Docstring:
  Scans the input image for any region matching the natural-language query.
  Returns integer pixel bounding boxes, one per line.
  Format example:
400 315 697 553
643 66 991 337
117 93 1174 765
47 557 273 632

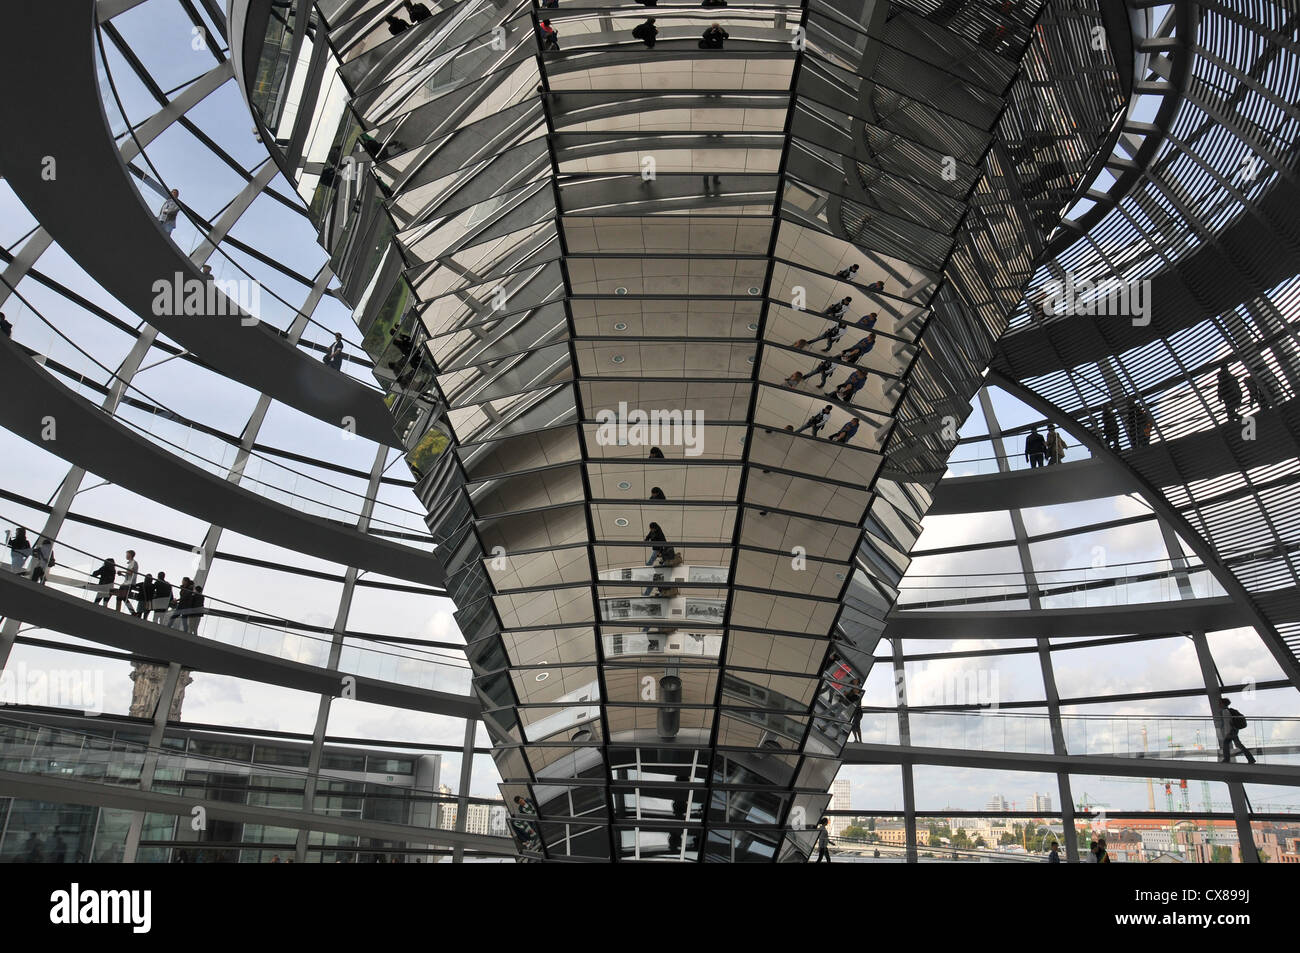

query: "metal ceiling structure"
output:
0 0 1296 866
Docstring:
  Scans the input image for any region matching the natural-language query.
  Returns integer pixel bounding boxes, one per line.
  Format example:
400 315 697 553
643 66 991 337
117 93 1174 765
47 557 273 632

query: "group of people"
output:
1023 423 1067 467
6 532 206 633
783 282 886 405
541 7 731 51
793 405 859 444
1096 398 1151 451
384 0 432 35
7 528 55 583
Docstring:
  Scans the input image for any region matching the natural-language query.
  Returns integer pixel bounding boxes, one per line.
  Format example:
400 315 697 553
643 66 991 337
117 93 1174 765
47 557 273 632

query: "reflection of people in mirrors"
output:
649 486 666 500
649 446 665 459
645 522 673 566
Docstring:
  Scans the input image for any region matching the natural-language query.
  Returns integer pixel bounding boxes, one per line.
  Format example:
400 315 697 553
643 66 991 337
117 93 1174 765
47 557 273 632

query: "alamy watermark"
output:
594 402 704 456
1040 273 1151 327
899 664 1001 710
152 271 261 324
0 663 104 714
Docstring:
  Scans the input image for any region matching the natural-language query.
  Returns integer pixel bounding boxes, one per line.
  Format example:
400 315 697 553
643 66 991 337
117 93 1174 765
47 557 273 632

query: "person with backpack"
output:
538 19 560 50
1219 697 1256 763
323 332 345 370
808 319 846 353
1046 423 1066 465
27 536 54 584
795 405 832 439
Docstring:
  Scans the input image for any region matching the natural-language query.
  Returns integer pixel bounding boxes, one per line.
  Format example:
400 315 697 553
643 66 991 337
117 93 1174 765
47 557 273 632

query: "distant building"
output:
986 794 1010 812
1028 792 1053 813
829 779 852 837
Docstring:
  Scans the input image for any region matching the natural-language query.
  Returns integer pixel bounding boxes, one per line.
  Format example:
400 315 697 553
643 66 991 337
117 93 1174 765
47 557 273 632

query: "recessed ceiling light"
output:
834 572 844 581
747 323 758 331
746 356 755 364
615 287 628 295
613 322 628 331
618 481 631 490
611 355 625 364
535 672 549 682
615 517 629 526
748 287 761 295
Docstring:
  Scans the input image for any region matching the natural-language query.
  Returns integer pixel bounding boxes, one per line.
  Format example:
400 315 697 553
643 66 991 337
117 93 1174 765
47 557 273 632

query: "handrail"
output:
1 511 471 686
1 283 431 537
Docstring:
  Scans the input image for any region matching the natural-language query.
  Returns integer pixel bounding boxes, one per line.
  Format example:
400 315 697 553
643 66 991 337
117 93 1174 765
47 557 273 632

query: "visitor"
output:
866 280 884 292
828 417 859 444
152 571 174 622
157 189 181 235
1085 839 1098 863
170 577 196 630
1102 406 1119 450
808 319 845 352
188 584 205 634
783 370 804 388
632 17 657 47
1096 838 1111 863
1217 364 1242 423
405 1 432 21
132 573 155 618
1047 841 1060 863
806 358 833 389
7 526 30 572
27 536 54 584
539 19 559 50
649 486 666 501
1244 374 1271 410
1219 696 1255 764
833 370 866 404
385 14 409 35
814 817 832 863
839 333 875 364
644 522 669 566
648 446 665 459
92 557 116 606
824 296 851 318
1046 422 1066 465
115 549 138 612
1126 397 1150 447
324 332 345 370
836 264 859 281
1024 426 1046 468
0 312 11 337
699 23 728 48
856 312 877 330
794 405 832 438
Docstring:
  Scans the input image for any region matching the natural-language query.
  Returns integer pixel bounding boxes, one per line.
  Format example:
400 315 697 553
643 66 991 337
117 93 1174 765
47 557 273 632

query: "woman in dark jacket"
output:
92 558 116 605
